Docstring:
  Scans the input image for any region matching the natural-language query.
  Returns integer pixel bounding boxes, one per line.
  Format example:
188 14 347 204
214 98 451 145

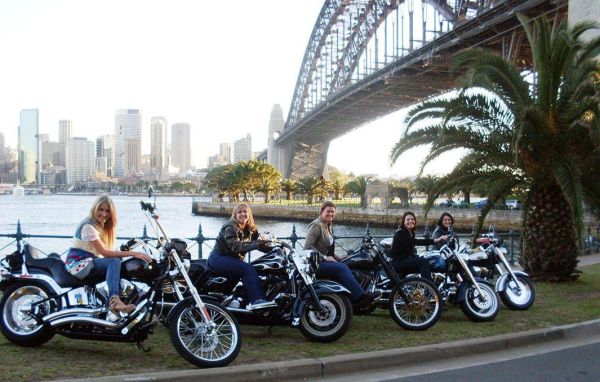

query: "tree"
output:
280 178 297 201
256 178 281 203
411 175 440 203
344 176 370 208
330 176 346 200
390 16 600 281
297 176 323 204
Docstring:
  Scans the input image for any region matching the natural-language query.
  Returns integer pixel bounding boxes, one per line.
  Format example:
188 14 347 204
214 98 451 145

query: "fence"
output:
1 220 598 265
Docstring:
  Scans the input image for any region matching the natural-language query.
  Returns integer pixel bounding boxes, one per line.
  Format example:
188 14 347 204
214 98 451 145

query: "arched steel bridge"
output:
273 0 568 179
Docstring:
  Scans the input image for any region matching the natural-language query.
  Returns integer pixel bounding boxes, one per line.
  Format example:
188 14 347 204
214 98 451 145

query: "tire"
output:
388 277 442 331
0 283 58 347
169 300 241 368
499 275 535 310
299 293 352 343
460 282 499 322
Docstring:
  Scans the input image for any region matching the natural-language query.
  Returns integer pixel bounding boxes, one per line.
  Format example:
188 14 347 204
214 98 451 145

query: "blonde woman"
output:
208 203 276 310
66 195 152 315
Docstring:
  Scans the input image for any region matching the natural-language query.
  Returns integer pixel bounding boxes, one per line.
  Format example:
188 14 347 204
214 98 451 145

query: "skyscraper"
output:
0 132 5 168
171 123 191 173
96 135 114 177
267 104 285 173
58 120 73 167
233 134 252 163
66 137 95 184
219 143 231 164
114 109 141 177
150 116 167 175
18 109 40 184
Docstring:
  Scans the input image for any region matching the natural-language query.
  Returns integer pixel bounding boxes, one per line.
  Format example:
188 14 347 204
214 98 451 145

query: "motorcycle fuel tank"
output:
342 249 374 270
121 258 159 281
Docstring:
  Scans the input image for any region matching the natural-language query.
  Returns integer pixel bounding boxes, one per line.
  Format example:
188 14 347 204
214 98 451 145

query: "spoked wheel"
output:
300 293 352 343
460 282 499 322
499 275 535 310
0 283 58 347
169 300 241 368
388 276 441 331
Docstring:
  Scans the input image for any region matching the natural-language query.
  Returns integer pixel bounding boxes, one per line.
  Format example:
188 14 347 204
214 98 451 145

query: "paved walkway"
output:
51 253 600 382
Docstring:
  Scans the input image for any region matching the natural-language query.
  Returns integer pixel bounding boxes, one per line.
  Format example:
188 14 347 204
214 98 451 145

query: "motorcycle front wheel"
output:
169 300 241 368
499 275 535 310
0 282 58 347
299 293 352 343
460 282 499 322
388 276 441 331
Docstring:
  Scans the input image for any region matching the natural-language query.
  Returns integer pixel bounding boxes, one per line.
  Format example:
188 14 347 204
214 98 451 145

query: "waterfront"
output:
0 194 394 259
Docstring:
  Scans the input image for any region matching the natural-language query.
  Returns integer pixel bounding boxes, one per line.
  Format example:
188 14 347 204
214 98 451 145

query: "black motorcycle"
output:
342 234 442 331
0 199 241 368
466 233 535 310
193 238 353 343
426 236 500 322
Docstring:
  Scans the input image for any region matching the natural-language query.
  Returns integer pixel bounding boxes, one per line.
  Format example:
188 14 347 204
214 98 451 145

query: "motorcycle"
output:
342 234 442 331
424 236 500 322
466 233 535 310
194 237 354 343
0 198 241 368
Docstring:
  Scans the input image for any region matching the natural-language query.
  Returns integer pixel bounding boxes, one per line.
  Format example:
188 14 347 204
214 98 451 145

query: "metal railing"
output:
2 219 598 264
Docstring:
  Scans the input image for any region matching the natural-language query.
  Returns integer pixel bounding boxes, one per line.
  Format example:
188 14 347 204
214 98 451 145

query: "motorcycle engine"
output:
351 270 371 289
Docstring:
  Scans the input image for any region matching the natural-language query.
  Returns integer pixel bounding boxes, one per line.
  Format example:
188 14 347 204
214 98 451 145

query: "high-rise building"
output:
18 109 40 184
58 120 73 144
95 135 114 176
114 109 142 177
0 132 5 168
150 116 167 174
171 123 191 173
233 134 252 163
267 104 285 173
41 141 61 168
219 143 231 164
66 137 95 184
38 134 49 143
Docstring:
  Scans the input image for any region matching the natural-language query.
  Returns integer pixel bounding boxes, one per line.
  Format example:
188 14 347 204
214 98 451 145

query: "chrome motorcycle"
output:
0 199 241 368
343 234 442 331
195 239 353 343
425 236 500 322
466 233 535 310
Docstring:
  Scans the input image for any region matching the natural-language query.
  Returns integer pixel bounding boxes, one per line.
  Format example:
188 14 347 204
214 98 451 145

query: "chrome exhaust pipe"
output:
49 316 122 329
43 308 104 322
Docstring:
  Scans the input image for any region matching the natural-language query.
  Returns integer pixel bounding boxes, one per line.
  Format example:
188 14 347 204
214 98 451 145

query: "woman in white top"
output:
66 195 152 315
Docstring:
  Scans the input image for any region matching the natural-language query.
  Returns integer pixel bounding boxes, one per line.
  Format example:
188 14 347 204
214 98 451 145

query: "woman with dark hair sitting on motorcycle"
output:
305 201 380 307
389 211 447 280
208 203 277 310
66 195 152 315
432 212 459 250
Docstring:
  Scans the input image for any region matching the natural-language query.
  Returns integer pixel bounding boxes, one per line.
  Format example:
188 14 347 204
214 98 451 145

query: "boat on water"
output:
12 185 25 196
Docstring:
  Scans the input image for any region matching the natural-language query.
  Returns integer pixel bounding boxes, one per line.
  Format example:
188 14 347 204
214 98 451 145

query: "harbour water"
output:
0 194 394 259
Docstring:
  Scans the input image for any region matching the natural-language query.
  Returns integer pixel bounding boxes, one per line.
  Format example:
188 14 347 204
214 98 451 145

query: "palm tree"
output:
390 16 600 281
411 175 440 204
330 176 346 200
256 178 281 203
344 176 370 208
297 176 323 205
280 178 297 201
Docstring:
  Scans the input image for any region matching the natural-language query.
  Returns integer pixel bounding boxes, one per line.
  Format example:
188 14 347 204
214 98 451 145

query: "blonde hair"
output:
231 203 257 232
89 195 117 249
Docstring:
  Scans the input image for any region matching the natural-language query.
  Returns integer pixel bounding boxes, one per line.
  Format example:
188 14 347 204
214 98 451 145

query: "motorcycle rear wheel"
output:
0 282 58 347
388 276 441 331
299 293 352 343
460 282 499 322
169 300 241 368
499 275 535 310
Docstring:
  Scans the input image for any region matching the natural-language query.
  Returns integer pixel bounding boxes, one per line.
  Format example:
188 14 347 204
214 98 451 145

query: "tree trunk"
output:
264 191 270 203
286 191 292 200
519 183 579 281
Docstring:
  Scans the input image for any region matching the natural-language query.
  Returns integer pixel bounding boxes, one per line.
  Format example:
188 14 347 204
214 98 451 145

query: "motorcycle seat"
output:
23 245 103 288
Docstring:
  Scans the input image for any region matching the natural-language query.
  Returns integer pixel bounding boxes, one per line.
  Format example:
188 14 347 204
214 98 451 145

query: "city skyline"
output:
0 0 462 179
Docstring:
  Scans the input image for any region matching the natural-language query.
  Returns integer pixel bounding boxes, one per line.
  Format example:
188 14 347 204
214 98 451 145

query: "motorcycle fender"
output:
291 281 351 326
3 271 67 295
456 278 493 304
164 294 221 325
495 271 530 292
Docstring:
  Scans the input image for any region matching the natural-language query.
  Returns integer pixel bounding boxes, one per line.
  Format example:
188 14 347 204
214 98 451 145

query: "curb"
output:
52 318 600 382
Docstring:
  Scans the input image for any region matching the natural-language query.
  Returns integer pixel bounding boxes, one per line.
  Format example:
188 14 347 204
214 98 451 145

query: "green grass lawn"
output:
2 264 600 381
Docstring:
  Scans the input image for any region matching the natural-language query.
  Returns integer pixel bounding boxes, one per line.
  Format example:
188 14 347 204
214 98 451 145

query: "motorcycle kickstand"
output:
136 341 152 353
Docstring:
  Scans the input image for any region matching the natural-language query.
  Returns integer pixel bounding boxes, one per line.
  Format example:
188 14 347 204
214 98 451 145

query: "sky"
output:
0 0 462 178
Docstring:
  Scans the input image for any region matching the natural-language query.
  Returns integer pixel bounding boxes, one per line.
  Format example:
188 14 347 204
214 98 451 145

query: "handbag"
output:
67 257 95 280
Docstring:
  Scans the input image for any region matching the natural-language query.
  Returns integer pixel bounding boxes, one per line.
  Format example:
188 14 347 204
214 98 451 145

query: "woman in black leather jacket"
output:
389 211 447 280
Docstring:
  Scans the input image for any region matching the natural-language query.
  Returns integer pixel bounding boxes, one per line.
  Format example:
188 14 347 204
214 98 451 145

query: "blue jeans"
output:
316 261 364 302
89 258 121 297
208 251 266 303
